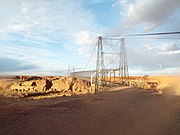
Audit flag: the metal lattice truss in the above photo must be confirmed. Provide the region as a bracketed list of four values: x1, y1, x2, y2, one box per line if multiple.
[95, 36, 129, 91]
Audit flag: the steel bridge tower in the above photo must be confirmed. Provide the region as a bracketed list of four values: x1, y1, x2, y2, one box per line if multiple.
[95, 36, 105, 92]
[95, 37, 129, 91]
[119, 38, 129, 80]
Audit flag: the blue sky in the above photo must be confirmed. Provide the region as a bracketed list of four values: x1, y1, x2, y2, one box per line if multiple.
[0, 0, 180, 76]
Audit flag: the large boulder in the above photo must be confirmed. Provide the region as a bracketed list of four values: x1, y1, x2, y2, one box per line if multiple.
[35, 79, 48, 91]
[51, 78, 69, 91]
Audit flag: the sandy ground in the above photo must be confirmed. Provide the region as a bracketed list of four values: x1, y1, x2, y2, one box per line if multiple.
[0, 86, 179, 135]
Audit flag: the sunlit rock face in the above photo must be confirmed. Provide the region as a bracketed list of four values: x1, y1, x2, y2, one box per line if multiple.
[127, 76, 180, 95]
[1, 76, 91, 99]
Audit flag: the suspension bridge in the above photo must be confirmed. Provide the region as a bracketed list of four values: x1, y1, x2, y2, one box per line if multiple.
[69, 31, 180, 93]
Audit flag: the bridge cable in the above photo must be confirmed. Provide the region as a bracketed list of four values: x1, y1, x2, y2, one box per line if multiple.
[104, 31, 180, 38]
[83, 42, 97, 71]
[103, 37, 180, 40]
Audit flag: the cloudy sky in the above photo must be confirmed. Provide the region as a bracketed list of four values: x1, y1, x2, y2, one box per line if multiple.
[0, 0, 180, 76]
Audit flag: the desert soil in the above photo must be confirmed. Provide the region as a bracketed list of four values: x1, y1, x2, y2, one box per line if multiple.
[0, 86, 179, 135]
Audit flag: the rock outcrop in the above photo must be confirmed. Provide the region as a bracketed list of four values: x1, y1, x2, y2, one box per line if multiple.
[9, 76, 91, 99]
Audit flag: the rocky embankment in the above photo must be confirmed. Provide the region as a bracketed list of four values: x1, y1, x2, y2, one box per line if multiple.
[0, 76, 91, 99]
[127, 76, 180, 95]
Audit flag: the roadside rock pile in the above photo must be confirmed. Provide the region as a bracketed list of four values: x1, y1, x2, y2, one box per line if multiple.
[8, 76, 91, 99]
[128, 76, 180, 95]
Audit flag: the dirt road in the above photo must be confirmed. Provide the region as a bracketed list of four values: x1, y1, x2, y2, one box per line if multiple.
[0, 86, 179, 135]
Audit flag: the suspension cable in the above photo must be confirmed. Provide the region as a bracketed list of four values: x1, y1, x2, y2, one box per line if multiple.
[104, 31, 180, 38]
[83, 43, 97, 71]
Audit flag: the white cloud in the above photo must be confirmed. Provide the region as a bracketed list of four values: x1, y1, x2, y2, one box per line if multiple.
[0, 0, 99, 42]
[0, 0, 101, 74]
[75, 30, 97, 54]
[143, 42, 180, 53]
[126, 41, 180, 72]
[119, 0, 128, 4]
[1, 44, 65, 68]
[108, 0, 180, 35]
[126, 0, 180, 31]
